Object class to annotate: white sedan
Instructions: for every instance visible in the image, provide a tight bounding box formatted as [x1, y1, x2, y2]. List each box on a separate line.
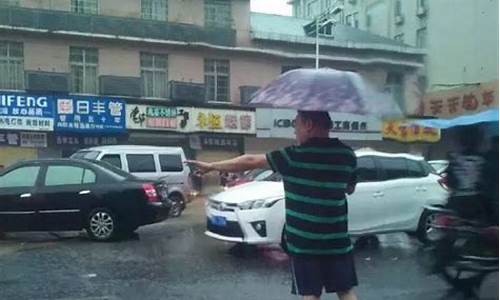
[205, 150, 449, 245]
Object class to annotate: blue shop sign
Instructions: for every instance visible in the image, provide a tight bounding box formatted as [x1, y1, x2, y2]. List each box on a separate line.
[55, 96, 125, 133]
[0, 92, 55, 131]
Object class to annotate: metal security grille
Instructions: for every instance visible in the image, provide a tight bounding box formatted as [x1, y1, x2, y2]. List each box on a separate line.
[204, 0, 231, 28]
[204, 59, 229, 102]
[141, 0, 168, 21]
[141, 53, 168, 98]
[71, 0, 98, 15]
[0, 41, 24, 90]
[70, 47, 98, 94]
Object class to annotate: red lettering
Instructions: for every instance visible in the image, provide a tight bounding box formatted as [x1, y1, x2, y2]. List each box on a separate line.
[429, 99, 444, 115]
[482, 90, 495, 107]
[447, 97, 460, 114]
[462, 94, 479, 111]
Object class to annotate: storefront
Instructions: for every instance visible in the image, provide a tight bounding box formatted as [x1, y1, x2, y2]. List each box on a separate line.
[419, 80, 499, 158]
[53, 95, 127, 157]
[252, 108, 387, 153]
[0, 92, 55, 167]
[126, 104, 256, 160]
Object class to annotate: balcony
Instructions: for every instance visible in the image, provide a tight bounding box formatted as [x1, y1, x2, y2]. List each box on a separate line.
[0, 5, 236, 47]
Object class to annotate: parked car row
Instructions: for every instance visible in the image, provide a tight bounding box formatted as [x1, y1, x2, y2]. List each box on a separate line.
[205, 149, 450, 247]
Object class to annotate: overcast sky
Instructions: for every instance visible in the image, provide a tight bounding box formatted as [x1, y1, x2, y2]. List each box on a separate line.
[250, 0, 292, 16]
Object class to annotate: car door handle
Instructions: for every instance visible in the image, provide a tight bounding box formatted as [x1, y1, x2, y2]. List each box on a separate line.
[20, 193, 31, 198]
[79, 190, 91, 195]
[373, 191, 384, 198]
[416, 187, 427, 192]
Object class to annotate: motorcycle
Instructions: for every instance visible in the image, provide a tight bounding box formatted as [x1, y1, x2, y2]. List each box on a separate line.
[421, 205, 498, 298]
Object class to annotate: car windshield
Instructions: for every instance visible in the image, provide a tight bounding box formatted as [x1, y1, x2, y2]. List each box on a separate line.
[71, 151, 101, 160]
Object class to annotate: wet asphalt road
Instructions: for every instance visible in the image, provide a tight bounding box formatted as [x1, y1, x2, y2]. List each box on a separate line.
[0, 197, 497, 300]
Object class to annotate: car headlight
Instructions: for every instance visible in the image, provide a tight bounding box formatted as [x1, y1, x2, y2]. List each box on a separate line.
[238, 197, 282, 210]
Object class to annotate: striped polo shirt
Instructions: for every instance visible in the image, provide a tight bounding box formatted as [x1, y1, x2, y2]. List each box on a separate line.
[266, 137, 357, 256]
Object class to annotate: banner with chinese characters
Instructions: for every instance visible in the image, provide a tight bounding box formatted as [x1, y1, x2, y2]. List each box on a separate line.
[0, 131, 47, 148]
[198, 134, 243, 150]
[422, 80, 498, 118]
[53, 134, 128, 148]
[0, 92, 55, 131]
[256, 108, 382, 140]
[126, 105, 190, 131]
[126, 105, 255, 134]
[191, 108, 255, 134]
[383, 120, 441, 143]
[55, 96, 126, 133]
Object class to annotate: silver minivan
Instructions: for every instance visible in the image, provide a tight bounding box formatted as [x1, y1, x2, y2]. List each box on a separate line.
[71, 145, 192, 217]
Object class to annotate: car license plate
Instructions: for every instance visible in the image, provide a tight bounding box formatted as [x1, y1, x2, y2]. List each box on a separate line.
[210, 215, 227, 226]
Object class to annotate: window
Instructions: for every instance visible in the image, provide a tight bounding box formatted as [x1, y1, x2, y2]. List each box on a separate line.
[82, 169, 97, 183]
[394, 0, 402, 16]
[141, 0, 168, 21]
[416, 27, 427, 48]
[204, 0, 231, 28]
[406, 159, 426, 178]
[307, 0, 320, 17]
[394, 33, 404, 42]
[71, 0, 98, 14]
[70, 47, 98, 94]
[45, 166, 96, 186]
[417, 0, 427, 10]
[127, 154, 156, 173]
[356, 157, 379, 182]
[346, 13, 359, 28]
[204, 59, 230, 102]
[377, 157, 408, 180]
[0, 41, 24, 90]
[101, 154, 122, 169]
[159, 154, 183, 172]
[0, 166, 40, 188]
[141, 53, 168, 98]
[71, 150, 100, 160]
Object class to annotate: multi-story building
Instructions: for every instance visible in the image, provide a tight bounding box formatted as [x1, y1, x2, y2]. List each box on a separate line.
[291, 0, 499, 112]
[0, 0, 425, 169]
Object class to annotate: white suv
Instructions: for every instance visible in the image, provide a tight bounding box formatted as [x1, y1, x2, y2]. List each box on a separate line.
[72, 145, 191, 217]
[205, 149, 449, 245]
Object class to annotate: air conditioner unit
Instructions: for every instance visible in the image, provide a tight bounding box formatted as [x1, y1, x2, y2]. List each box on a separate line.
[417, 7, 427, 17]
[25, 71, 69, 93]
[395, 15, 404, 25]
[169, 81, 206, 104]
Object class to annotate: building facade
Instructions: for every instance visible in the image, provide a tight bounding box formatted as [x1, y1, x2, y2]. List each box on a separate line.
[291, 0, 499, 103]
[0, 0, 425, 169]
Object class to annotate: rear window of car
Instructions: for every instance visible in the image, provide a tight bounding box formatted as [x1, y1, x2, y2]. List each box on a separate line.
[159, 154, 183, 172]
[71, 150, 100, 160]
[126, 154, 156, 173]
[90, 160, 133, 180]
[406, 159, 427, 177]
[356, 156, 379, 182]
[377, 157, 408, 180]
[101, 154, 122, 169]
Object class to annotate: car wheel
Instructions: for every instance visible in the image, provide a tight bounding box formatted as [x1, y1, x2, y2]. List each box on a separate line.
[86, 208, 118, 242]
[417, 209, 440, 244]
[169, 194, 185, 218]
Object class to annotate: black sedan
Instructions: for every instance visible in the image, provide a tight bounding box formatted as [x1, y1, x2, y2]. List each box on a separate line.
[0, 158, 171, 241]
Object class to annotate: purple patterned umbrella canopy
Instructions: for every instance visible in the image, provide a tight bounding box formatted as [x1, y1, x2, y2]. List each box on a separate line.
[249, 68, 402, 118]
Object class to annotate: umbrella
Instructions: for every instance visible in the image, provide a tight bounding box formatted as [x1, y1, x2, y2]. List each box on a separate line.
[413, 109, 499, 129]
[249, 68, 403, 118]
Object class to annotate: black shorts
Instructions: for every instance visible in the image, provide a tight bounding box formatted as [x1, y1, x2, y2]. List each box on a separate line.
[290, 253, 358, 297]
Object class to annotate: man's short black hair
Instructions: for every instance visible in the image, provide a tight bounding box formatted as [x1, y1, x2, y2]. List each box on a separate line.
[298, 110, 333, 130]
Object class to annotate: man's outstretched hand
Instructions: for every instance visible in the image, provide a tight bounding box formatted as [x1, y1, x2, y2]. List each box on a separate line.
[185, 160, 214, 176]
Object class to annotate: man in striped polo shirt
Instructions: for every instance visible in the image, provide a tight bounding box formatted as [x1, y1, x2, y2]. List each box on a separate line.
[186, 111, 358, 300]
